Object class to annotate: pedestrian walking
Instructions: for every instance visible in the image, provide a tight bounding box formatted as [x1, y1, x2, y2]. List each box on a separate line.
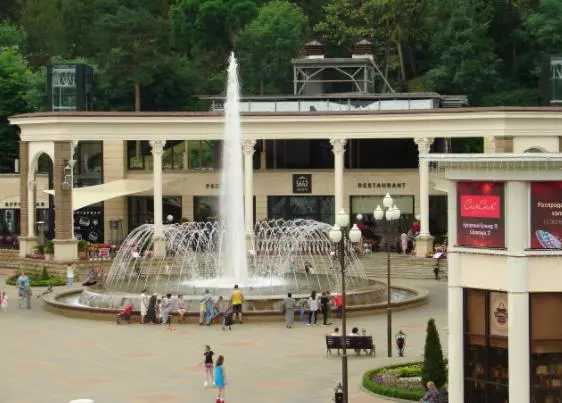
[231, 284, 244, 324]
[281, 292, 295, 328]
[296, 297, 308, 324]
[201, 345, 214, 387]
[214, 355, 227, 403]
[307, 290, 319, 326]
[320, 291, 332, 326]
[16, 271, 29, 309]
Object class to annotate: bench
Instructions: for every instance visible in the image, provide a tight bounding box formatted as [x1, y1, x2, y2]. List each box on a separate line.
[325, 335, 375, 357]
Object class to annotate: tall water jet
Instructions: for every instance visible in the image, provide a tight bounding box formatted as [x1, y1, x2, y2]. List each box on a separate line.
[219, 53, 248, 284]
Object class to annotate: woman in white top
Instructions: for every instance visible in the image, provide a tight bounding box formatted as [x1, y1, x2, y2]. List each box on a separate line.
[307, 290, 319, 326]
[66, 264, 75, 288]
[140, 289, 148, 324]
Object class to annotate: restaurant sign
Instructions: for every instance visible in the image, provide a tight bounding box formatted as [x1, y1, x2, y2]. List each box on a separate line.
[357, 182, 407, 189]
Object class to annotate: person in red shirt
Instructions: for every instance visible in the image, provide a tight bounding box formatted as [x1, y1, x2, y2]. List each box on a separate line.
[116, 300, 133, 324]
[333, 294, 343, 319]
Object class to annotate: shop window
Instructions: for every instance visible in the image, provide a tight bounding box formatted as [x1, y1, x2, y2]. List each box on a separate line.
[128, 196, 182, 232]
[464, 289, 509, 403]
[531, 293, 562, 403]
[193, 196, 255, 223]
[267, 196, 334, 224]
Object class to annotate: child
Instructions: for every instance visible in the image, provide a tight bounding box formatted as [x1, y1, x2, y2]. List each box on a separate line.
[202, 345, 214, 387]
[296, 298, 307, 324]
[156, 298, 162, 324]
[0, 291, 7, 312]
[214, 355, 226, 403]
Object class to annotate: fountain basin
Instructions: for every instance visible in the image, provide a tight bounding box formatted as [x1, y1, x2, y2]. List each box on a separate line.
[42, 282, 428, 321]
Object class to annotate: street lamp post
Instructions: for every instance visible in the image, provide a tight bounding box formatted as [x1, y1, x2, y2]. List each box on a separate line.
[374, 193, 401, 358]
[329, 209, 362, 403]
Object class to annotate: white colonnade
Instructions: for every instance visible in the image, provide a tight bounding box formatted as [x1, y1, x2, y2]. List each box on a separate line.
[330, 139, 347, 215]
[150, 140, 166, 256]
[415, 137, 434, 257]
[243, 140, 256, 237]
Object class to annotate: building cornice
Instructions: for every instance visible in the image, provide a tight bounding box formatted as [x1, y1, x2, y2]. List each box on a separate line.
[10, 107, 562, 142]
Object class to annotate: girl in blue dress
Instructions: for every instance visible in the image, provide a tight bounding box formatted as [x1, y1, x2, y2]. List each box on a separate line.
[214, 355, 226, 402]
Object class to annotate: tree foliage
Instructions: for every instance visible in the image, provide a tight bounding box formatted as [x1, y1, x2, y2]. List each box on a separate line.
[0, 0, 561, 171]
[236, 1, 307, 94]
[421, 318, 447, 390]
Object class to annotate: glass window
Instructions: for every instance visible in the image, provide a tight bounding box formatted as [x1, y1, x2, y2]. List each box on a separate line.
[193, 196, 255, 223]
[74, 141, 102, 187]
[267, 196, 334, 224]
[464, 289, 509, 403]
[265, 140, 333, 169]
[128, 196, 182, 232]
[350, 195, 413, 248]
[345, 139, 419, 169]
[0, 209, 19, 247]
[531, 293, 562, 403]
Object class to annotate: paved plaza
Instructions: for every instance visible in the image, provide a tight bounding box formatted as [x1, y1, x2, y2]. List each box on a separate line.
[0, 277, 447, 403]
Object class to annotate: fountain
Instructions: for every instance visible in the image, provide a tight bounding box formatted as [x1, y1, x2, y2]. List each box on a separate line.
[45, 54, 425, 317]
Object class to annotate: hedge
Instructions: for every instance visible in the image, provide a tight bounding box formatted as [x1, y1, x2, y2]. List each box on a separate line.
[362, 362, 426, 401]
[6, 273, 66, 287]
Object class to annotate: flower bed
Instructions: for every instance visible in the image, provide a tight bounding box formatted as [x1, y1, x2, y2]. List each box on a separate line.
[5, 268, 66, 287]
[362, 362, 426, 401]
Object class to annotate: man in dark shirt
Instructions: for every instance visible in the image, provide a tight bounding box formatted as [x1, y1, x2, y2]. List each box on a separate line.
[320, 291, 332, 326]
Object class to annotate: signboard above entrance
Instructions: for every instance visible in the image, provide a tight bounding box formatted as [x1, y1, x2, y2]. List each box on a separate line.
[293, 174, 312, 194]
[357, 182, 406, 189]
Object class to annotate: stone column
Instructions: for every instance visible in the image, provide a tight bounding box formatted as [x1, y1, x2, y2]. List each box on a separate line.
[150, 140, 166, 257]
[53, 141, 77, 261]
[18, 141, 37, 257]
[446, 179, 464, 402]
[243, 140, 256, 238]
[506, 181, 530, 403]
[414, 137, 434, 257]
[330, 139, 346, 216]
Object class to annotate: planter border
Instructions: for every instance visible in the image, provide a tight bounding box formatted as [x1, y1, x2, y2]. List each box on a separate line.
[362, 362, 426, 401]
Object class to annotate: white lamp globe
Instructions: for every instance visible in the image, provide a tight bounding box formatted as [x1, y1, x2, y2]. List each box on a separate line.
[336, 209, 350, 227]
[383, 193, 393, 209]
[348, 224, 362, 243]
[385, 207, 394, 221]
[356, 213, 363, 221]
[415, 213, 421, 221]
[166, 215, 173, 222]
[393, 205, 401, 220]
[373, 205, 384, 221]
[329, 224, 343, 243]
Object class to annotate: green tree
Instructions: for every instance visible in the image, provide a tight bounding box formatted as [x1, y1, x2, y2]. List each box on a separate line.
[421, 318, 447, 389]
[0, 47, 43, 172]
[425, 3, 499, 104]
[236, 1, 307, 94]
[93, 1, 170, 111]
[170, 0, 258, 62]
[19, 0, 66, 66]
[0, 22, 24, 48]
[526, 0, 562, 53]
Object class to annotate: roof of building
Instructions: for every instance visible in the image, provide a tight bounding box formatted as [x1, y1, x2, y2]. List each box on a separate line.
[11, 106, 562, 120]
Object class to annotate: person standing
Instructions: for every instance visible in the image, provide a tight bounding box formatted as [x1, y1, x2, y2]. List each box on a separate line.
[0, 291, 7, 312]
[320, 291, 332, 326]
[140, 289, 148, 324]
[16, 272, 30, 309]
[296, 297, 308, 324]
[146, 293, 158, 324]
[214, 355, 227, 403]
[66, 264, 75, 288]
[282, 293, 295, 328]
[308, 290, 319, 326]
[333, 293, 343, 319]
[231, 284, 244, 324]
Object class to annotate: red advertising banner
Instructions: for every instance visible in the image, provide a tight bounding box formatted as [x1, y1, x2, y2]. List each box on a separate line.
[530, 182, 562, 249]
[457, 181, 505, 248]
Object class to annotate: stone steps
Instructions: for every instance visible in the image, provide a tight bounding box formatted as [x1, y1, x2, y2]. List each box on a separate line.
[358, 253, 447, 280]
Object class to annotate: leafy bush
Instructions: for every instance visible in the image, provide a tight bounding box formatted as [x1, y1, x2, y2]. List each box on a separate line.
[362, 363, 426, 401]
[45, 240, 54, 254]
[422, 318, 447, 389]
[6, 270, 66, 287]
[395, 363, 422, 378]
